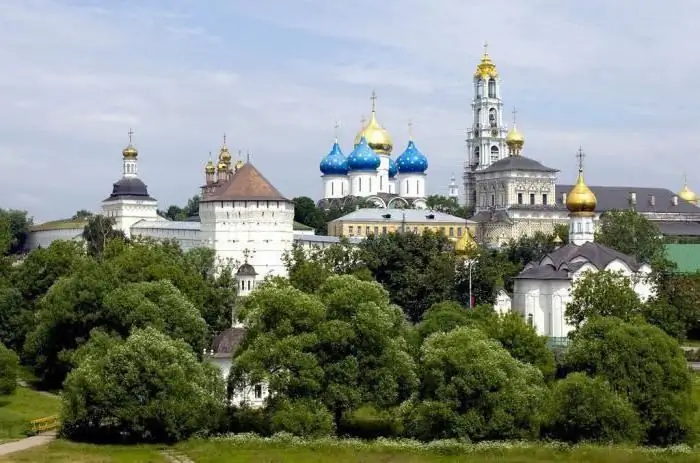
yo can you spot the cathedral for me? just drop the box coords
[462,46,700,247]
[318,92,429,209]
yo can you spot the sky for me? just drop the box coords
[2,0,700,222]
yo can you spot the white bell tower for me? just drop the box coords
[463,43,508,208]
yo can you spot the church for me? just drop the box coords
[462,46,700,247]
[318,92,429,209]
[512,156,653,342]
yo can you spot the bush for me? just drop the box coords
[269,398,335,437]
[338,405,403,439]
[541,373,642,444]
[0,342,18,395]
[61,327,225,443]
[226,405,270,436]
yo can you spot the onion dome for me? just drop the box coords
[219,135,232,164]
[347,137,380,171]
[552,234,563,246]
[205,159,216,174]
[454,229,477,255]
[388,157,398,178]
[678,182,697,204]
[353,92,393,154]
[236,262,257,277]
[217,160,227,171]
[122,143,138,159]
[396,140,428,174]
[505,124,524,156]
[566,168,597,215]
[319,141,349,175]
[474,43,498,79]
[234,159,245,171]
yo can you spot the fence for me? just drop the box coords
[30,415,60,434]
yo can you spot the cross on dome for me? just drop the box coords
[512,107,518,124]
[576,147,586,172]
[408,120,414,140]
[370,90,377,112]
[127,128,134,144]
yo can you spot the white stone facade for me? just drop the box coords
[102,199,159,238]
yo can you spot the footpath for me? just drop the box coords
[0,432,56,456]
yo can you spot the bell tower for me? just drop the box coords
[463,43,508,207]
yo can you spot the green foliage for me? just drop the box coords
[566,270,643,329]
[596,210,666,266]
[565,317,695,445]
[0,342,19,395]
[503,231,557,267]
[61,327,225,443]
[283,240,364,294]
[424,195,470,218]
[159,195,200,221]
[541,372,642,444]
[269,398,336,437]
[405,327,545,442]
[71,209,94,220]
[82,215,125,258]
[651,272,700,340]
[338,405,403,439]
[457,249,520,306]
[0,208,32,255]
[293,196,325,231]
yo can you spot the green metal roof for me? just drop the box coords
[665,244,700,273]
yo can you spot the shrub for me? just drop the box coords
[541,373,642,444]
[269,398,335,437]
[338,405,403,439]
[0,342,18,395]
[226,405,270,436]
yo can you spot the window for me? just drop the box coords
[416,180,420,196]
[240,281,245,291]
[369,178,372,191]
[254,384,263,399]
[457,228,463,237]
[366,226,370,235]
[517,193,523,204]
[331,183,334,195]
[247,280,251,291]
[348,225,354,235]
[577,223,582,233]
[530,193,535,205]
[358,178,362,192]
[542,194,548,205]
[527,314,533,327]
[405,180,410,195]
[374,226,379,235]
[380,176,383,191]
[449,227,454,237]
[488,78,496,98]
[440,227,446,234]
[490,145,499,163]
[491,194,495,206]
[382,226,387,235]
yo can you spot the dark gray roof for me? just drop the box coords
[481,155,558,174]
[104,177,155,201]
[656,221,700,236]
[471,209,512,223]
[516,242,644,280]
[556,185,700,214]
[211,326,247,358]
[236,263,257,276]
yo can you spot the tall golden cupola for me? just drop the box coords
[218,134,232,164]
[678,176,697,204]
[474,42,498,79]
[505,108,524,156]
[122,128,138,159]
[566,148,597,215]
[354,91,393,155]
[204,158,216,175]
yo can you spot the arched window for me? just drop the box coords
[331,182,334,196]
[476,80,483,98]
[527,314,533,326]
[406,180,410,195]
[416,180,420,196]
[358,178,362,192]
[490,145,499,162]
[369,178,372,192]
[474,146,480,165]
[489,108,497,127]
[488,78,496,98]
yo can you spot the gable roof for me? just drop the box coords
[480,155,558,174]
[202,163,288,202]
[555,185,700,214]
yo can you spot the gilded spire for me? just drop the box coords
[505,107,524,156]
[566,147,597,215]
[474,41,498,79]
[219,133,232,164]
[122,128,138,159]
[678,173,697,204]
[354,91,393,154]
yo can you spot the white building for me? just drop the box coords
[512,157,653,342]
[319,92,429,209]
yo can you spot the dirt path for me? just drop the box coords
[0,432,56,456]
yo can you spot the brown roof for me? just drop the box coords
[202,163,289,202]
[211,326,248,358]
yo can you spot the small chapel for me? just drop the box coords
[512,152,654,342]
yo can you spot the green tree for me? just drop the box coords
[404,326,545,441]
[293,196,324,230]
[159,195,200,221]
[82,215,125,258]
[565,270,643,329]
[0,209,32,255]
[0,342,19,395]
[424,195,470,218]
[61,327,225,443]
[541,373,642,444]
[596,210,666,266]
[0,286,33,353]
[71,209,94,220]
[565,317,695,445]
[456,248,520,306]
[503,231,558,267]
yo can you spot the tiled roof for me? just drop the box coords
[202,163,288,202]
[210,326,247,358]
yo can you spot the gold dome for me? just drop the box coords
[205,159,215,174]
[552,235,563,245]
[454,229,477,254]
[474,43,498,79]
[566,169,597,215]
[234,159,244,171]
[505,125,524,155]
[218,135,232,163]
[678,182,697,204]
[354,92,393,154]
[122,144,138,159]
[217,160,227,171]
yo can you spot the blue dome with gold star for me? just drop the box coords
[319,141,348,175]
[389,157,398,178]
[347,137,380,171]
[396,140,428,174]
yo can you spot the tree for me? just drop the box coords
[424,195,469,218]
[284,240,366,294]
[596,210,666,266]
[503,231,558,267]
[565,270,643,329]
[61,327,225,443]
[360,231,457,322]
[404,327,545,441]
[71,209,94,220]
[456,248,520,306]
[293,196,324,231]
[159,195,200,221]
[0,209,32,255]
[541,373,642,444]
[649,272,700,341]
[82,215,125,258]
[0,342,19,395]
[564,317,695,445]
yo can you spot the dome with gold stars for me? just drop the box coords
[678,182,697,204]
[566,168,597,215]
[354,92,393,155]
[474,45,498,79]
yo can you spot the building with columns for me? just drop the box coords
[319,92,429,209]
[512,159,653,342]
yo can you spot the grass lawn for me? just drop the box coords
[0,387,61,442]
[177,439,697,463]
[0,440,165,462]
